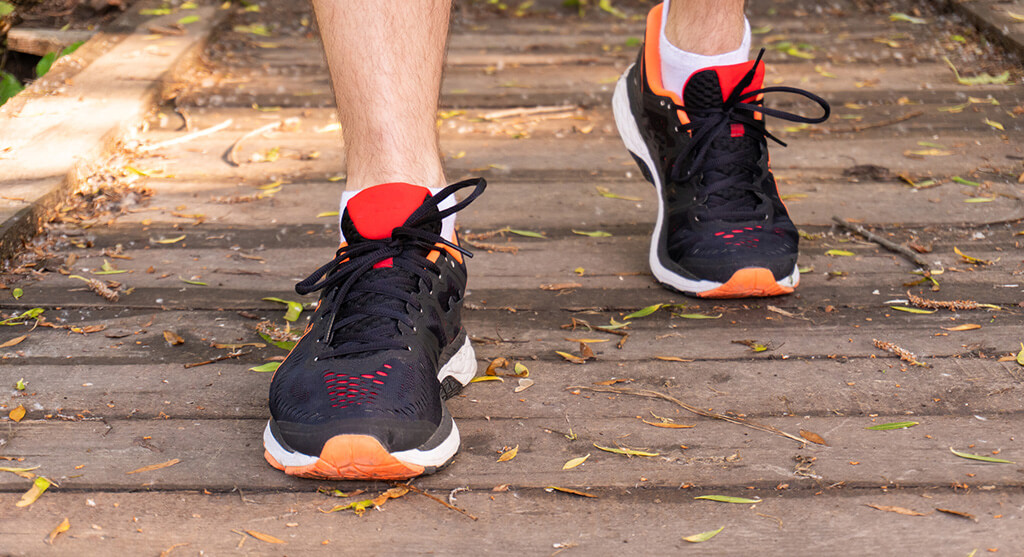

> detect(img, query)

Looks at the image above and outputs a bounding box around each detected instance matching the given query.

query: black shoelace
[294,178,486,359]
[668,49,830,223]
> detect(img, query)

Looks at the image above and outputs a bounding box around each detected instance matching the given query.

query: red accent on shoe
[373,257,394,269]
[730,123,744,138]
[347,182,431,240]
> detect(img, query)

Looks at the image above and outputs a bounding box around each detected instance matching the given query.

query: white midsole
[611,65,798,294]
[263,336,475,468]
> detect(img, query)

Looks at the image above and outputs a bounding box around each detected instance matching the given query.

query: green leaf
[12,288,23,300]
[889,306,937,314]
[59,41,84,57]
[942,57,1010,86]
[0,308,44,326]
[15,378,26,391]
[950,447,1014,464]
[1016,343,1024,366]
[504,227,546,239]
[890,12,927,24]
[571,229,612,238]
[825,249,855,257]
[94,259,128,275]
[140,8,172,15]
[622,304,663,320]
[0,1,15,17]
[316,211,339,218]
[0,71,24,106]
[964,197,995,203]
[951,176,981,187]
[258,332,296,351]
[233,23,272,36]
[262,297,303,322]
[683,526,725,543]
[694,495,761,504]
[177,14,200,24]
[178,276,208,286]
[866,421,919,430]
[624,37,641,47]
[35,52,58,78]
[250,362,281,373]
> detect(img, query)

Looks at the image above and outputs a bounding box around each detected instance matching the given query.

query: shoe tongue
[341,182,437,243]
[681,61,766,217]
[682,59,763,109]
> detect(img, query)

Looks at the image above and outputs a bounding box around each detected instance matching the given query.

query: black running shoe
[264,179,485,480]
[613,7,829,298]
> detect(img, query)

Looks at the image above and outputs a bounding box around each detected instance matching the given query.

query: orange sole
[697,267,796,299]
[265,434,426,481]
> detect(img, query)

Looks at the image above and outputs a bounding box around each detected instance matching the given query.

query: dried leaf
[556,351,586,364]
[889,306,937,314]
[546,486,597,498]
[694,495,761,504]
[595,186,641,201]
[866,421,919,430]
[126,459,181,475]
[799,430,828,445]
[250,362,281,373]
[950,447,1014,464]
[470,376,504,383]
[514,378,535,393]
[954,247,994,265]
[540,282,582,291]
[245,530,285,544]
[592,378,630,386]
[0,334,27,348]
[153,235,186,244]
[866,504,926,516]
[16,477,51,507]
[513,362,529,377]
[984,118,1004,131]
[46,517,70,544]
[890,12,927,24]
[623,304,663,320]
[641,419,694,429]
[9,405,26,422]
[562,454,590,470]
[654,356,693,362]
[316,211,340,218]
[485,357,509,375]
[0,465,37,480]
[593,443,659,457]
[942,57,1010,86]
[682,526,725,543]
[571,229,612,237]
[825,249,855,257]
[497,445,519,462]
[163,330,185,346]
[942,324,981,331]
[935,508,977,521]
[505,228,546,239]
[1017,343,1024,366]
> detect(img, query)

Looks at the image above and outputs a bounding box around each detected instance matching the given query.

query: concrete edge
[929,0,1024,60]
[0,2,226,264]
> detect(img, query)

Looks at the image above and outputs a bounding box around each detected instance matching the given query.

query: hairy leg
[665,0,746,55]
[312,0,452,191]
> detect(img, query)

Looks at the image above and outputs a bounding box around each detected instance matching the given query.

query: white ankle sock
[658,0,751,96]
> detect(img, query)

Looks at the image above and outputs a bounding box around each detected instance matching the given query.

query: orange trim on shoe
[264,435,426,480]
[643,3,690,127]
[697,267,796,299]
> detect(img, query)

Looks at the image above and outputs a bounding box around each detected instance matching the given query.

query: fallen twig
[906,291,994,311]
[831,110,923,133]
[404,484,478,520]
[183,350,250,369]
[139,119,233,153]
[480,105,576,120]
[831,216,931,271]
[225,118,299,166]
[568,385,808,445]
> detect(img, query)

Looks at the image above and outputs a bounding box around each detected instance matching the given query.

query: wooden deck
[2,0,1023,554]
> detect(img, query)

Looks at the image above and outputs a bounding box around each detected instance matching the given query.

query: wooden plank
[1,489,1020,555]
[1,415,1022,491]
[0,356,1019,421]
[5,28,97,56]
